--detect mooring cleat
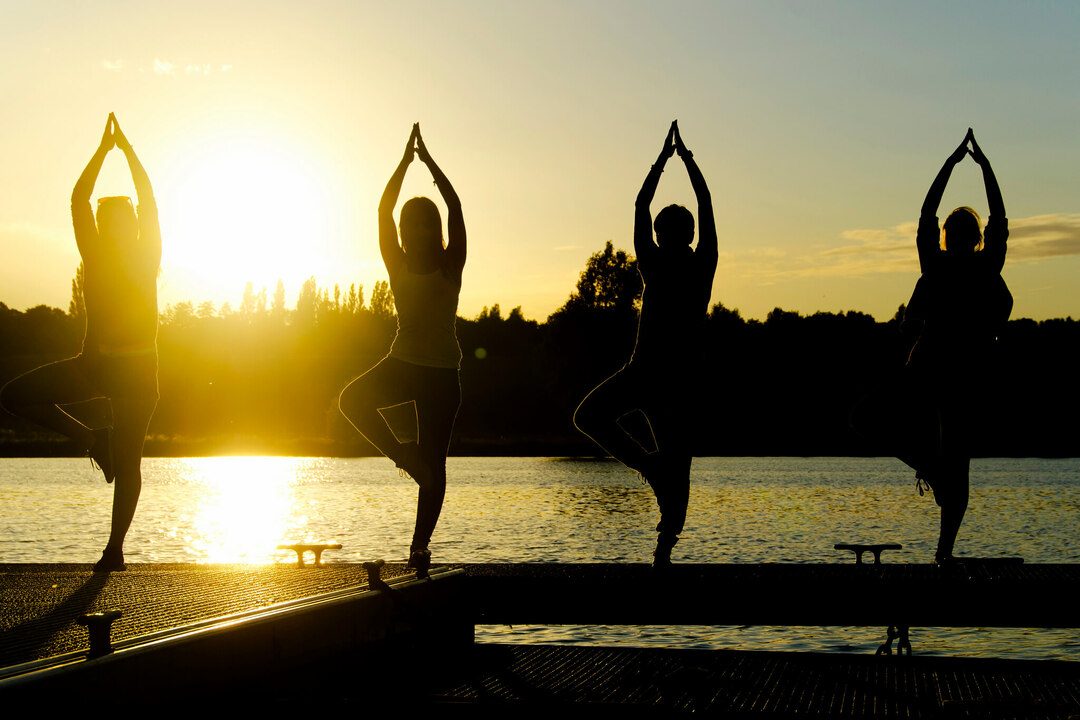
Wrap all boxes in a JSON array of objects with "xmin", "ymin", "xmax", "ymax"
[
  {"xmin": 875, "ymin": 624, "xmax": 911, "ymax": 657},
  {"xmin": 277, "ymin": 543, "xmax": 342, "ymax": 566},
  {"xmin": 362, "ymin": 559, "xmax": 389, "ymax": 590},
  {"xmin": 76, "ymin": 610, "xmax": 123, "ymax": 659},
  {"xmin": 834, "ymin": 543, "xmax": 902, "ymax": 565}
]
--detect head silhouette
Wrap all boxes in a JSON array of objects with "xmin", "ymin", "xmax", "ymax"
[
  {"xmin": 96, "ymin": 196, "xmax": 139, "ymax": 246},
  {"xmin": 943, "ymin": 206, "xmax": 982, "ymax": 255},
  {"xmin": 654, "ymin": 204, "xmax": 695, "ymax": 250},
  {"xmin": 400, "ymin": 196, "xmax": 443, "ymax": 265}
]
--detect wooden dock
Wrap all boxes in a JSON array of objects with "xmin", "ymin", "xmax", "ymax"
[{"xmin": 2, "ymin": 562, "xmax": 1079, "ymax": 715}]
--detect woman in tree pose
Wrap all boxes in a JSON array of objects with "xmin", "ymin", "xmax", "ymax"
[
  {"xmin": 574, "ymin": 121, "xmax": 717, "ymax": 568},
  {"xmin": 339, "ymin": 124, "xmax": 465, "ymax": 576},
  {"xmin": 902, "ymin": 128, "xmax": 1012, "ymax": 564},
  {"xmin": 1, "ymin": 114, "xmax": 160, "ymax": 571}
]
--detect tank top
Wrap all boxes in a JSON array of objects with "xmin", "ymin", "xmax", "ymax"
[{"xmin": 388, "ymin": 266, "xmax": 462, "ymax": 369}]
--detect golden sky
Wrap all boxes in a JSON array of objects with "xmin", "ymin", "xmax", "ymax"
[{"xmin": 1, "ymin": 1, "xmax": 1078, "ymax": 321}]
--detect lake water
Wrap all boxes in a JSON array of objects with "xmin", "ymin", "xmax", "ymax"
[{"xmin": 2, "ymin": 456, "xmax": 1078, "ymax": 660}]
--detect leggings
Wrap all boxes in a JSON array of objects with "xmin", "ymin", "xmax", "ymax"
[{"xmin": 338, "ymin": 356, "xmax": 460, "ymax": 548}]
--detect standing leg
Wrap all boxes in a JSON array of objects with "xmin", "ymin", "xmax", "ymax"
[
  {"xmin": 933, "ymin": 457, "xmax": 969, "ymax": 562},
  {"xmin": 339, "ymin": 358, "xmax": 428, "ymax": 480},
  {"xmin": 96, "ymin": 393, "xmax": 156, "ymax": 571},
  {"xmin": 646, "ymin": 393, "xmax": 694, "ymax": 567},
  {"xmin": 410, "ymin": 368, "xmax": 460, "ymax": 563},
  {"xmin": 574, "ymin": 366, "xmax": 659, "ymax": 477},
  {"xmin": 932, "ymin": 398, "xmax": 970, "ymax": 563}
]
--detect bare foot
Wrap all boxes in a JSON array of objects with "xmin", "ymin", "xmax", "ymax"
[
  {"xmin": 93, "ymin": 546, "xmax": 126, "ymax": 572},
  {"xmin": 652, "ymin": 532, "xmax": 679, "ymax": 570},
  {"xmin": 407, "ymin": 547, "xmax": 431, "ymax": 578}
]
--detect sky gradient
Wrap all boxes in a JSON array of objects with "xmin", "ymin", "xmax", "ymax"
[{"xmin": 2, "ymin": 1, "xmax": 1078, "ymax": 321}]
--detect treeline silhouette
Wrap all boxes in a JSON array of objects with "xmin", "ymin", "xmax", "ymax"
[{"xmin": 1, "ymin": 242, "xmax": 1076, "ymax": 457}]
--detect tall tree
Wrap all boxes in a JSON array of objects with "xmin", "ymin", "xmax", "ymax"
[
  {"xmin": 68, "ymin": 262, "xmax": 85, "ymax": 322},
  {"xmin": 559, "ymin": 241, "xmax": 642, "ymax": 314},
  {"xmin": 271, "ymin": 280, "xmax": 287, "ymax": 323},
  {"xmin": 369, "ymin": 280, "xmax": 395, "ymax": 320}
]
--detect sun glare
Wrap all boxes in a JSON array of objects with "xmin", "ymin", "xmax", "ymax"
[
  {"xmin": 172, "ymin": 456, "xmax": 322, "ymax": 563},
  {"xmin": 159, "ymin": 133, "xmax": 342, "ymax": 306}
]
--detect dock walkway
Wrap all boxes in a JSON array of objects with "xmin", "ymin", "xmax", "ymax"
[
  {"xmin": 0, "ymin": 562, "xmax": 412, "ymax": 668},
  {"xmin": 2, "ymin": 562, "xmax": 1079, "ymax": 715}
]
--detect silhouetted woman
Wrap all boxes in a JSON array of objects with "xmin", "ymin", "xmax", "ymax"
[
  {"xmin": 339, "ymin": 124, "xmax": 465, "ymax": 575},
  {"xmin": 903, "ymin": 128, "xmax": 1012, "ymax": 564},
  {"xmin": 574, "ymin": 121, "xmax": 717, "ymax": 568},
  {"xmin": 1, "ymin": 114, "xmax": 160, "ymax": 571}
]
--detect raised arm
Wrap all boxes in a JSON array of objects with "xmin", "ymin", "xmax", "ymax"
[
  {"xmin": 71, "ymin": 116, "xmax": 114, "ymax": 254},
  {"xmin": 73, "ymin": 116, "xmax": 113, "ymax": 205},
  {"xmin": 112, "ymin": 115, "xmax": 161, "ymax": 262},
  {"xmin": 111, "ymin": 115, "xmax": 154, "ymax": 208},
  {"xmin": 921, "ymin": 129, "xmax": 971, "ymax": 219},
  {"xmin": 968, "ymin": 133, "xmax": 1004, "ymax": 219},
  {"xmin": 415, "ymin": 125, "xmax": 465, "ymax": 273},
  {"xmin": 378, "ymin": 125, "xmax": 417, "ymax": 273},
  {"xmin": 968, "ymin": 132, "xmax": 1007, "ymax": 272},
  {"xmin": 672, "ymin": 122, "xmax": 716, "ymax": 266},
  {"xmin": 635, "ymin": 122, "xmax": 676, "ymax": 260},
  {"xmin": 917, "ymin": 130, "xmax": 972, "ymax": 272}
]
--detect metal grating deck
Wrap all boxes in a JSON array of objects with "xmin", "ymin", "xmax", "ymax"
[
  {"xmin": 433, "ymin": 643, "xmax": 1080, "ymax": 716},
  {"xmin": 0, "ymin": 562, "xmax": 417, "ymax": 667}
]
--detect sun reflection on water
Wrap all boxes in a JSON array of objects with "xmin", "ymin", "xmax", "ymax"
[{"xmin": 173, "ymin": 457, "xmax": 323, "ymax": 563}]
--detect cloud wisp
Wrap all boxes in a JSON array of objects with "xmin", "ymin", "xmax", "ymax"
[
  {"xmin": 769, "ymin": 213, "xmax": 1080, "ymax": 280},
  {"xmin": 1007, "ymin": 214, "xmax": 1080, "ymax": 261}
]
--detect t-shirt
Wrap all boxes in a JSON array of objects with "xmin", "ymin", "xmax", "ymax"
[
  {"xmin": 631, "ymin": 243, "xmax": 716, "ymax": 367},
  {"xmin": 905, "ymin": 214, "xmax": 1012, "ymax": 372}
]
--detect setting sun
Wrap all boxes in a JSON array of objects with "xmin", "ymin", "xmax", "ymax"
[{"xmin": 158, "ymin": 129, "xmax": 346, "ymax": 306}]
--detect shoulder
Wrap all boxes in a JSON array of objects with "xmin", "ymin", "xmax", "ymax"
[
  {"xmin": 71, "ymin": 202, "xmax": 98, "ymax": 249},
  {"xmin": 917, "ymin": 215, "xmax": 941, "ymax": 243}
]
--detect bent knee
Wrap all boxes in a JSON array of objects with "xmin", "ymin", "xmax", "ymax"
[
  {"xmin": 572, "ymin": 401, "xmax": 597, "ymax": 435},
  {"xmin": 337, "ymin": 381, "xmax": 363, "ymax": 418}
]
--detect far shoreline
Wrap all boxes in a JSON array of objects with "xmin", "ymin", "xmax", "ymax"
[{"xmin": 0, "ymin": 437, "xmax": 1075, "ymax": 461}]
